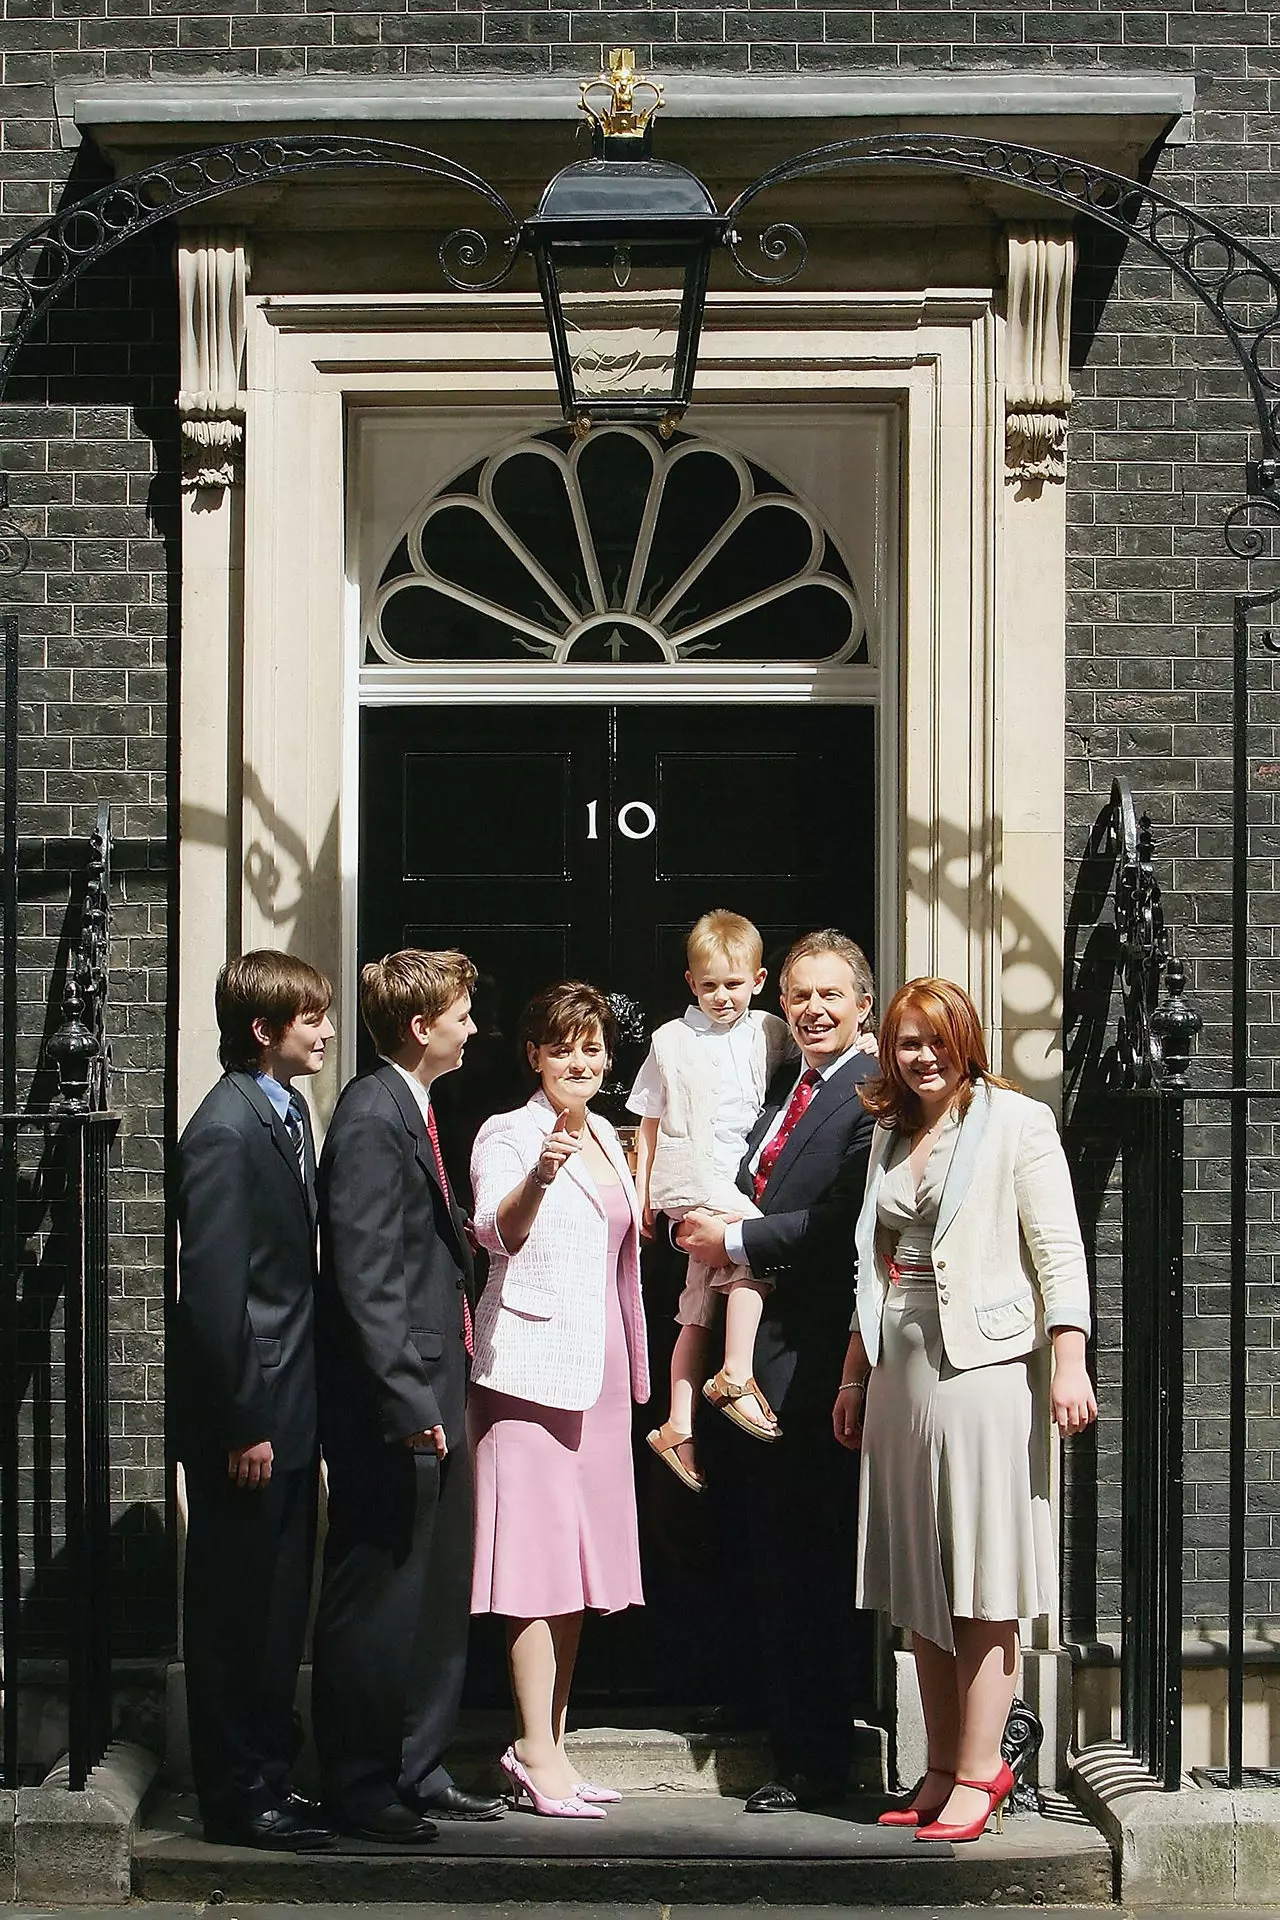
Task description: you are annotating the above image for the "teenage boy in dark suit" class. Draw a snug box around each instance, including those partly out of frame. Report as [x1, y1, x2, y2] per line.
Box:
[173, 951, 335, 1849]
[311, 948, 503, 1843]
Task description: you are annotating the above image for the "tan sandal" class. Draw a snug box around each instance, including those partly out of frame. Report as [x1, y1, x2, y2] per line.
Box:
[702, 1370, 782, 1442]
[647, 1423, 705, 1492]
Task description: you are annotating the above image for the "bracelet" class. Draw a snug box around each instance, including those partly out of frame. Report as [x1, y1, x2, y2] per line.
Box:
[529, 1165, 554, 1190]
[839, 1378, 869, 1393]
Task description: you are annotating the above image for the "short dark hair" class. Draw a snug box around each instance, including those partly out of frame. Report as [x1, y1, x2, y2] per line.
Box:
[360, 948, 478, 1055]
[779, 928, 875, 1011]
[216, 951, 332, 1072]
[518, 981, 617, 1072]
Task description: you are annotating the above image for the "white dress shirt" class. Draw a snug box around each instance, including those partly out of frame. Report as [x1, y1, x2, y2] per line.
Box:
[627, 1005, 768, 1185]
[382, 1056, 434, 1129]
[723, 1043, 864, 1268]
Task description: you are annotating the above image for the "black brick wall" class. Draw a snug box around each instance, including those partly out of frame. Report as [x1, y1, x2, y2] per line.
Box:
[1, 1, 1277, 1664]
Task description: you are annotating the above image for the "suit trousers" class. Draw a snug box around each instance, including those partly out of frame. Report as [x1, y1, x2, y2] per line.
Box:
[182, 1453, 318, 1823]
[715, 1413, 870, 1783]
[311, 1439, 473, 1822]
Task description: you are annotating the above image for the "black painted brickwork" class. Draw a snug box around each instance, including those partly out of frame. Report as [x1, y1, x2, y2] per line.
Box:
[0, 3, 1278, 1657]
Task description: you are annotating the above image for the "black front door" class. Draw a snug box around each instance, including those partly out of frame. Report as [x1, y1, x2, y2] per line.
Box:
[359, 700, 876, 1705]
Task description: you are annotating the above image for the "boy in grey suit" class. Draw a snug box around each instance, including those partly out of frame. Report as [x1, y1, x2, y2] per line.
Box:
[173, 952, 334, 1849]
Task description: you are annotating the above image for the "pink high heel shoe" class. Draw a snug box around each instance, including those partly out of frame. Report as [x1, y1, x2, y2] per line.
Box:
[573, 1780, 622, 1804]
[498, 1747, 607, 1819]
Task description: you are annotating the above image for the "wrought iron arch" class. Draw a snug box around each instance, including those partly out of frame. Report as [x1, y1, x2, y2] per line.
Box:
[0, 125, 1278, 512]
[0, 132, 522, 388]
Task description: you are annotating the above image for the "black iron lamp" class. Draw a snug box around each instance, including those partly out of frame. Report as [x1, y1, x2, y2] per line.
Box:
[520, 50, 728, 438]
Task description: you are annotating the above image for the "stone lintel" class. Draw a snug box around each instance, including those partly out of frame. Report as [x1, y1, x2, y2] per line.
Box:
[58, 72, 1195, 168]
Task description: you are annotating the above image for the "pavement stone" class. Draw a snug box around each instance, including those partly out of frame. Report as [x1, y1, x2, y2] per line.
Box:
[131, 1786, 1113, 1906]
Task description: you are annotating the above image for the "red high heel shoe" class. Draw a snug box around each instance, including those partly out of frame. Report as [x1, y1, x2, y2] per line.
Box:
[877, 1770, 954, 1828]
[915, 1760, 1014, 1842]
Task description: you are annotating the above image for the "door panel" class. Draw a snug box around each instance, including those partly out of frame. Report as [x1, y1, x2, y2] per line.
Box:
[359, 700, 876, 1707]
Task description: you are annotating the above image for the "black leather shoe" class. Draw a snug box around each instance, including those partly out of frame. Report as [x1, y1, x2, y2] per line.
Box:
[342, 1803, 439, 1845]
[203, 1803, 335, 1849]
[413, 1782, 504, 1822]
[744, 1773, 845, 1813]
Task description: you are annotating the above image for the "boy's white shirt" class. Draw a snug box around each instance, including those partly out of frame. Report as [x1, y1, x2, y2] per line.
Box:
[627, 1006, 796, 1217]
[628, 1005, 773, 1184]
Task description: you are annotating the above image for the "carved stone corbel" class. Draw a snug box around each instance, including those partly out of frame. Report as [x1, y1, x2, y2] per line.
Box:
[178, 230, 249, 492]
[1004, 226, 1076, 485]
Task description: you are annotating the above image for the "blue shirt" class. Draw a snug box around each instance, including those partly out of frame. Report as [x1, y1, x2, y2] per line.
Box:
[253, 1069, 293, 1123]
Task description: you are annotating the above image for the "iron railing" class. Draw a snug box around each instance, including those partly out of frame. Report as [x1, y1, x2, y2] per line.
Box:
[0, 807, 117, 1789]
[1098, 748, 1277, 1791]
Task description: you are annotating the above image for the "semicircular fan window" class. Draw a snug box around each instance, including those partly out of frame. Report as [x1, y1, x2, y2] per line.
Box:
[366, 426, 869, 667]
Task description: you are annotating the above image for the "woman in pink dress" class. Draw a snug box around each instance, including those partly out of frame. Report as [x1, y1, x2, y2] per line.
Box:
[469, 982, 650, 1818]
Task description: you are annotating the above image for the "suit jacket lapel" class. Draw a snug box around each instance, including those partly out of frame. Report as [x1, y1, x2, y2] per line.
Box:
[229, 1071, 310, 1211]
[298, 1099, 318, 1224]
[758, 1064, 860, 1198]
[588, 1112, 641, 1231]
[376, 1063, 470, 1267]
[934, 1080, 991, 1243]
[854, 1121, 895, 1273]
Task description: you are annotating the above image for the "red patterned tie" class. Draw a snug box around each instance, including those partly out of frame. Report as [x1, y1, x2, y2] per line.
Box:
[752, 1068, 822, 1203]
[426, 1102, 474, 1358]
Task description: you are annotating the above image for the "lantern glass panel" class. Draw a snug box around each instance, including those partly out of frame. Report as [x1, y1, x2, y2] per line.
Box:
[552, 255, 686, 405]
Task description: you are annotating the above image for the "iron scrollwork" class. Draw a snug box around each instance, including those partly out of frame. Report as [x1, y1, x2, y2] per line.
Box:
[722, 132, 1280, 484]
[1107, 776, 1202, 1092]
[0, 134, 522, 395]
[725, 219, 808, 288]
[46, 804, 113, 1112]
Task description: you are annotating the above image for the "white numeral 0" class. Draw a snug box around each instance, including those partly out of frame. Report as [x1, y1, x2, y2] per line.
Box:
[617, 801, 657, 841]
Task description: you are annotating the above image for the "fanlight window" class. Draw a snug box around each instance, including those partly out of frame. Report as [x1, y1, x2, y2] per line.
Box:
[365, 426, 868, 667]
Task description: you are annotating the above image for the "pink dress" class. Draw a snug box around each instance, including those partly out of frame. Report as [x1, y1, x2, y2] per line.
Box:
[469, 1178, 644, 1617]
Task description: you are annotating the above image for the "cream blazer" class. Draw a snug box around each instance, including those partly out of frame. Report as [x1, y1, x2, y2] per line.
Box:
[470, 1092, 650, 1413]
[851, 1083, 1092, 1372]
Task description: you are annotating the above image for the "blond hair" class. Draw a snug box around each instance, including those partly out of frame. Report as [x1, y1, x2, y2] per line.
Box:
[779, 929, 875, 1011]
[216, 951, 332, 1071]
[686, 909, 763, 975]
[360, 948, 477, 1055]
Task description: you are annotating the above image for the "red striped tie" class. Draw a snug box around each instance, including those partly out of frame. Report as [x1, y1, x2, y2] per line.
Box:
[426, 1102, 474, 1359]
[752, 1068, 822, 1203]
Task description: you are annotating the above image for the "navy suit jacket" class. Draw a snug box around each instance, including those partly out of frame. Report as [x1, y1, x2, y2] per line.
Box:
[316, 1062, 474, 1459]
[736, 1051, 878, 1426]
[173, 1070, 319, 1471]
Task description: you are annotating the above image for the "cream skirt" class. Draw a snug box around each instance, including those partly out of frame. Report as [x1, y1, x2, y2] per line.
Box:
[856, 1281, 1056, 1653]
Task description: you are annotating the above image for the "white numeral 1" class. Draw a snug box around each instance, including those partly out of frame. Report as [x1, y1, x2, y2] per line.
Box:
[586, 800, 599, 840]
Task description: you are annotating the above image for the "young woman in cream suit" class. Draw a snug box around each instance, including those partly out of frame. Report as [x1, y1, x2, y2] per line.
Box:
[468, 982, 650, 1820]
[834, 978, 1097, 1843]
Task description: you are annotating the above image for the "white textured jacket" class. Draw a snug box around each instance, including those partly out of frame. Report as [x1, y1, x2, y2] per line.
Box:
[469, 1092, 650, 1413]
[851, 1082, 1092, 1372]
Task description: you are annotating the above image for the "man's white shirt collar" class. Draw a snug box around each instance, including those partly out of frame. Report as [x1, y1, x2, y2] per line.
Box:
[798, 1040, 863, 1084]
[382, 1055, 433, 1123]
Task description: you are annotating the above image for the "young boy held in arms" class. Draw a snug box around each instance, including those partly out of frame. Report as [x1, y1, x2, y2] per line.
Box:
[628, 911, 795, 1491]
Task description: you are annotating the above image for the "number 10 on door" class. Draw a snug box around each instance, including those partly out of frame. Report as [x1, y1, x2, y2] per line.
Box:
[586, 800, 656, 841]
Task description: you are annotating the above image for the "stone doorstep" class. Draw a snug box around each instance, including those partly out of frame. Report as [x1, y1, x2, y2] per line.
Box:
[2, 1741, 158, 1905]
[1071, 1742, 1280, 1907]
[162, 1668, 887, 1795]
[131, 1784, 1114, 1908]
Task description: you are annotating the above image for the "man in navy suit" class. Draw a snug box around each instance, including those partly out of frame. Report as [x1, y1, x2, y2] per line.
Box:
[311, 949, 504, 1842]
[677, 928, 877, 1812]
[174, 951, 335, 1849]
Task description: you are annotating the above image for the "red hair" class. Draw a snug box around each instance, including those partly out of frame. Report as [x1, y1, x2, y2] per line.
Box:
[860, 977, 1016, 1130]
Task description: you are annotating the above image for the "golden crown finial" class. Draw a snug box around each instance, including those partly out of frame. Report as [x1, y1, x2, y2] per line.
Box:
[579, 47, 664, 142]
